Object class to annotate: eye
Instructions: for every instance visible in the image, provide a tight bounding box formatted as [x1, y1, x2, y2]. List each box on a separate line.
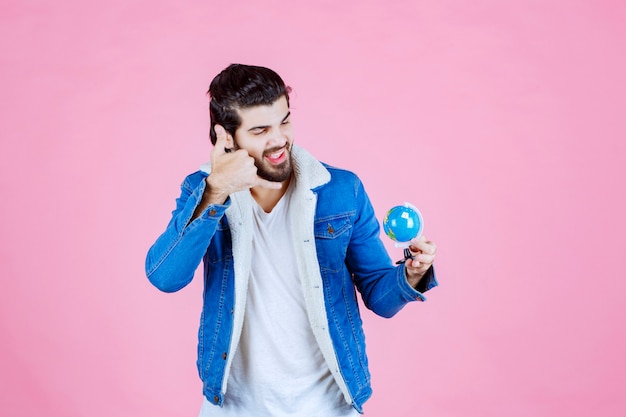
[281, 119, 290, 125]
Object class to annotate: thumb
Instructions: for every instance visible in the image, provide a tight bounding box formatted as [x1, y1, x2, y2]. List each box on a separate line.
[212, 125, 230, 156]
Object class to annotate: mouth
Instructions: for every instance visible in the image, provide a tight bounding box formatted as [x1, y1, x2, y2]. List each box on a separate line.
[264, 146, 288, 165]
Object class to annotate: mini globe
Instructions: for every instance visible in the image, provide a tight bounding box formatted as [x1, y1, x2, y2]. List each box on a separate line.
[383, 203, 423, 244]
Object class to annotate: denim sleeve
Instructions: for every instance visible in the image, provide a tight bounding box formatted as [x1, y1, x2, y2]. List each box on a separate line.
[145, 173, 229, 292]
[346, 178, 438, 318]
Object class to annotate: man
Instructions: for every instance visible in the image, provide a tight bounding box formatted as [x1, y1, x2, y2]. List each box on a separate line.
[145, 64, 438, 416]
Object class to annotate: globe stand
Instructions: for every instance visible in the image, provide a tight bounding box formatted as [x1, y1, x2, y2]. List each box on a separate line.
[396, 248, 415, 265]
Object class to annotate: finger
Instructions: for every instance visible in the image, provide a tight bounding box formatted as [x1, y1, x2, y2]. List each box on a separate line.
[409, 234, 427, 247]
[408, 256, 432, 273]
[406, 258, 425, 271]
[409, 236, 437, 255]
[414, 253, 435, 266]
[253, 176, 283, 189]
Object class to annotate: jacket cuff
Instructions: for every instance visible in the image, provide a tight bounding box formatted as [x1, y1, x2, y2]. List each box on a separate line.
[401, 265, 438, 302]
[185, 178, 230, 227]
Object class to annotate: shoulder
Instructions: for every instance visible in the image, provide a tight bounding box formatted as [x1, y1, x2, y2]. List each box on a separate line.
[321, 162, 358, 178]
[319, 163, 362, 191]
[314, 163, 368, 209]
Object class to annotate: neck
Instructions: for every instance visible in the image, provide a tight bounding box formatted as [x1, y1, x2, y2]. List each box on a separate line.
[250, 175, 292, 213]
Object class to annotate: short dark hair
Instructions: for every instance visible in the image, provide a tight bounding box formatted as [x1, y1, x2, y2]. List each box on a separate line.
[207, 64, 291, 144]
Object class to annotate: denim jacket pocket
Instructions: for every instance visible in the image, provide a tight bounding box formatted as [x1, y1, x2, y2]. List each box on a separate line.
[314, 214, 352, 272]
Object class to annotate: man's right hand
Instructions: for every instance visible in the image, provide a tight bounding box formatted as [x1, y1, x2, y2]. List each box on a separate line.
[202, 124, 282, 205]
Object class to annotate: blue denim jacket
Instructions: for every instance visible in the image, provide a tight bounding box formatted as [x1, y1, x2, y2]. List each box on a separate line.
[145, 145, 437, 413]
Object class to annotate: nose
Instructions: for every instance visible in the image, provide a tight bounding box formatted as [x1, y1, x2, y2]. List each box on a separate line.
[266, 127, 287, 148]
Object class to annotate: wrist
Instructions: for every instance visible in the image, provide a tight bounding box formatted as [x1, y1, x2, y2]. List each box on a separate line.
[405, 268, 425, 289]
[204, 176, 229, 205]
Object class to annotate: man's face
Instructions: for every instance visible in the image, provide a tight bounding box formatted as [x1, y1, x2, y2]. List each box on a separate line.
[233, 96, 294, 183]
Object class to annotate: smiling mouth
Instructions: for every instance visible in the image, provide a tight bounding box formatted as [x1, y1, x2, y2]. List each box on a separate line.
[264, 147, 287, 164]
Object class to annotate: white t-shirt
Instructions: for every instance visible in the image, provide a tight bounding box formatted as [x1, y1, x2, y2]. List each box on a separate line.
[199, 185, 358, 417]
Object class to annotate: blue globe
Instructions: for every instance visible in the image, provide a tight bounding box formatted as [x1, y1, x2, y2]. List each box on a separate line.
[383, 203, 423, 244]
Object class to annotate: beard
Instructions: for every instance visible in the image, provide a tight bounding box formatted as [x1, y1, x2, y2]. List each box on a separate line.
[254, 144, 293, 183]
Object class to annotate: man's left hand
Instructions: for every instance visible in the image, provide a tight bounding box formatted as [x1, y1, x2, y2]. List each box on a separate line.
[404, 235, 437, 288]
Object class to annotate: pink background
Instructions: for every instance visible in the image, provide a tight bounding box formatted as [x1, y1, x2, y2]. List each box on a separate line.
[1, 1, 625, 416]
